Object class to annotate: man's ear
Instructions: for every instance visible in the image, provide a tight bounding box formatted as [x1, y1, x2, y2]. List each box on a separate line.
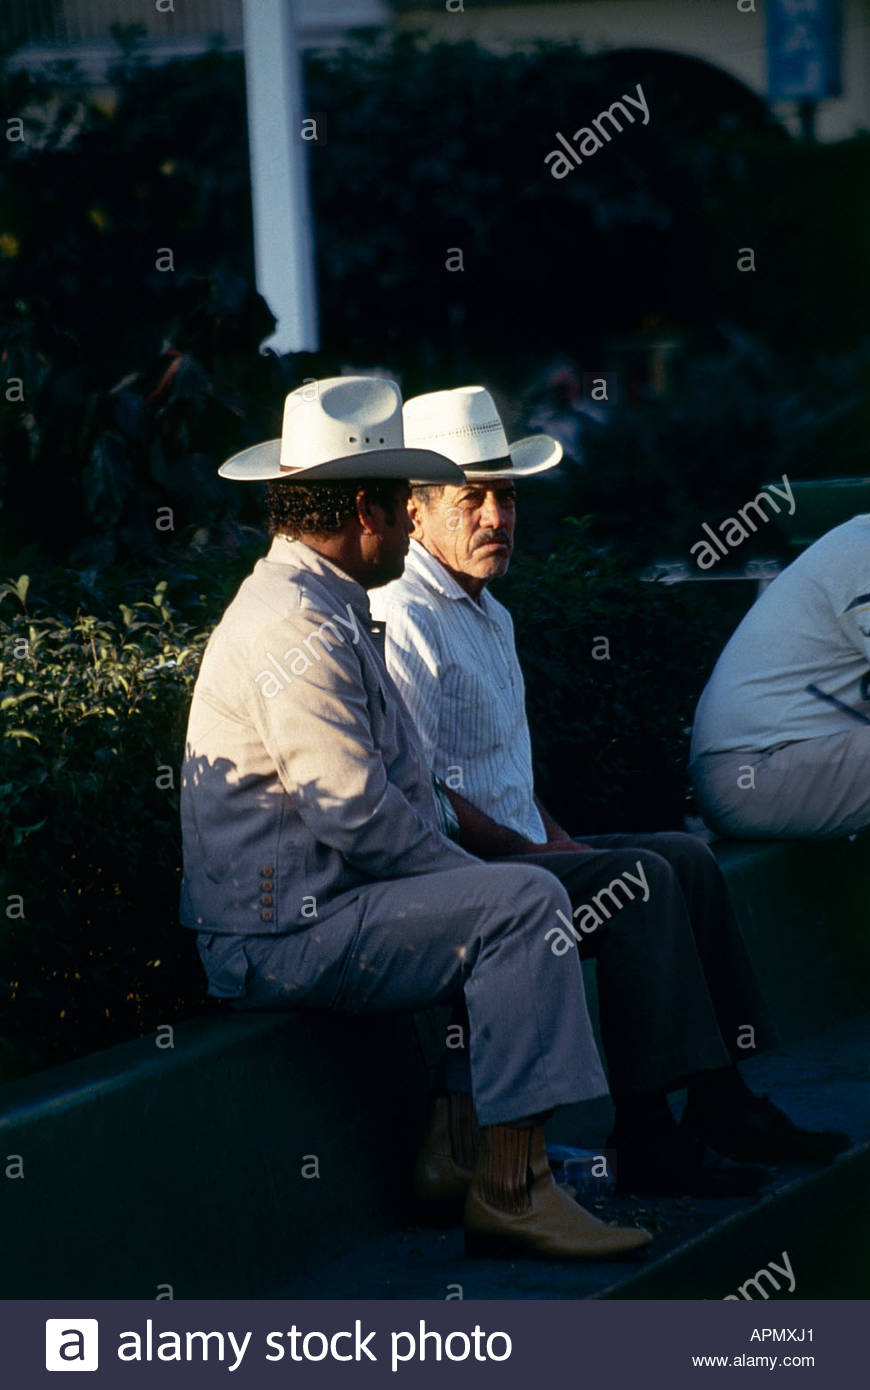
[355, 487, 380, 537]
[406, 494, 425, 539]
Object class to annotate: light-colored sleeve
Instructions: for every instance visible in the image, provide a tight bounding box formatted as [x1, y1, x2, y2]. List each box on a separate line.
[245, 610, 475, 880]
[839, 590, 870, 665]
[380, 600, 443, 765]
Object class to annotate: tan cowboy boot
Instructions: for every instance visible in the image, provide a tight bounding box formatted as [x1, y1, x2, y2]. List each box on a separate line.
[464, 1124, 652, 1260]
[414, 1095, 475, 1202]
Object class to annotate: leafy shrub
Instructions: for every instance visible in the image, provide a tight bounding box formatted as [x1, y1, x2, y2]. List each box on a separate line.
[499, 522, 743, 832]
[0, 564, 222, 1082]
[0, 532, 741, 1079]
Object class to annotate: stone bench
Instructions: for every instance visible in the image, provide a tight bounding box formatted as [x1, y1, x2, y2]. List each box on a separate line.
[0, 1009, 435, 1298]
[3, 831, 869, 1297]
[711, 832, 870, 1043]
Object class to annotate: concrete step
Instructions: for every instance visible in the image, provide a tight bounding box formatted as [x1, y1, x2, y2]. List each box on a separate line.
[266, 1014, 870, 1300]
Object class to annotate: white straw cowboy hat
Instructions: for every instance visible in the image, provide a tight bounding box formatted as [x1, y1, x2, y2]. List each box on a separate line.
[219, 376, 465, 484]
[402, 385, 562, 479]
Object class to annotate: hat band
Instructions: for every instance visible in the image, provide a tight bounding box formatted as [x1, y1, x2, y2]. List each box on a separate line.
[463, 454, 514, 473]
[278, 444, 400, 475]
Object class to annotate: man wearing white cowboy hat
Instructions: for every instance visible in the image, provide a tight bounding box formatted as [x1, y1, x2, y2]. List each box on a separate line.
[179, 375, 652, 1261]
[371, 385, 849, 1196]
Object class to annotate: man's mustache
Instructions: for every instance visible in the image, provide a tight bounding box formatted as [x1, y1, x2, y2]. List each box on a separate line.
[473, 529, 512, 551]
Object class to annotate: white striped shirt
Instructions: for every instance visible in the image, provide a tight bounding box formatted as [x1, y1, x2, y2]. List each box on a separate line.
[370, 540, 546, 842]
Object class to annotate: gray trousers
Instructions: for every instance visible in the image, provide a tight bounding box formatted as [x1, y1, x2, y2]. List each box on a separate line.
[196, 860, 608, 1127]
[498, 832, 779, 1100]
[691, 732, 870, 838]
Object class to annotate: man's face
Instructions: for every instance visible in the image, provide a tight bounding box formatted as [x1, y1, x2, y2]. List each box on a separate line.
[409, 481, 517, 590]
[366, 482, 413, 586]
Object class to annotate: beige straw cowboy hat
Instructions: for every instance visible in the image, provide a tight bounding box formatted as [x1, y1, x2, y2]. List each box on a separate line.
[219, 376, 464, 484]
[402, 386, 562, 479]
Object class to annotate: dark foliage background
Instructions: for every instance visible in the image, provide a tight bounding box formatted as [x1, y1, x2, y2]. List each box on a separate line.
[2, 37, 869, 572]
[499, 524, 741, 833]
[0, 32, 867, 1076]
[0, 551, 259, 1083]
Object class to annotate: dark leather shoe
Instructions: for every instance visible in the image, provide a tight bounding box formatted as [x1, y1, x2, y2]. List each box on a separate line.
[610, 1127, 769, 1198]
[682, 1092, 851, 1165]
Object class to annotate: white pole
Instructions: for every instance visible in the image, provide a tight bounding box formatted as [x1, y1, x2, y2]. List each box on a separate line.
[241, 0, 319, 354]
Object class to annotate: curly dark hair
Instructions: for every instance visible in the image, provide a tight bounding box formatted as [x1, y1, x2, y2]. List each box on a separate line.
[265, 478, 405, 538]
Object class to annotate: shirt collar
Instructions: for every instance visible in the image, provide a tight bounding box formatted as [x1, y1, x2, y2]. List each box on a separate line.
[266, 535, 372, 626]
[405, 539, 495, 613]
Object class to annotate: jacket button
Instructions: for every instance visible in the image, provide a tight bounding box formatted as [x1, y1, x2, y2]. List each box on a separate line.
[260, 894, 273, 906]
[261, 909, 273, 922]
[260, 865, 274, 877]
[261, 879, 274, 892]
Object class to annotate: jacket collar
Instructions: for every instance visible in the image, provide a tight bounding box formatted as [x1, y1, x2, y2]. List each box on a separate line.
[266, 535, 372, 626]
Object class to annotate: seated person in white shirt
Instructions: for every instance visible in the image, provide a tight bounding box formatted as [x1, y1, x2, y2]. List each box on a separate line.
[690, 515, 870, 838]
[371, 386, 848, 1197]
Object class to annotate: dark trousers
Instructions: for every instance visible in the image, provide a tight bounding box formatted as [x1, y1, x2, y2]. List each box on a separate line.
[494, 832, 779, 1100]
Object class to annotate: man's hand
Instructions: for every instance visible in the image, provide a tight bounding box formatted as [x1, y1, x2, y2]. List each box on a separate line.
[440, 786, 595, 858]
[532, 794, 589, 849]
[443, 786, 542, 857]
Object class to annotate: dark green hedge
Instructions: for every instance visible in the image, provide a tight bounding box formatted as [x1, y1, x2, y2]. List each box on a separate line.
[499, 522, 739, 831]
[0, 555, 246, 1083]
[0, 532, 738, 1081]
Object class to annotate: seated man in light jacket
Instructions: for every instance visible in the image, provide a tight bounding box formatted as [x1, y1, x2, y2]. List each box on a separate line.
[180, 375, 650, 1262]
[371, 385, 848, 1197]
[690, 515, 870, 838]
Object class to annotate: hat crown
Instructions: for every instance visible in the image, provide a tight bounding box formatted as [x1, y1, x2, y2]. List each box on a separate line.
[403, 386, 510, 466]
[218, 375, 467, 483]
[280, 376, 404, 473]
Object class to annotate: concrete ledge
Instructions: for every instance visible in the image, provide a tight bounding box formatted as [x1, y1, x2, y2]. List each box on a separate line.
[712, 832, 870, 1042]
[0, 1010, 432, 1298]
[597, 1140, 870, 1300]
[2, 831, 869, 1297]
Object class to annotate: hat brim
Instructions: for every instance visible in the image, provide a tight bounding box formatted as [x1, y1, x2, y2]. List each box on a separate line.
[219, 442, 465, 484]
[462, 434, 563, 481]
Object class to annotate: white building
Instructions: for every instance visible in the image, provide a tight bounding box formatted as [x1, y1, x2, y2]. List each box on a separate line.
[1, 0, 391, 72]
[397, 0, 870, 143]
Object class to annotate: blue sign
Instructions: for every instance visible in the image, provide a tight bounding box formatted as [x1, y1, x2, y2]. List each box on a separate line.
[767, 0, 842, 102]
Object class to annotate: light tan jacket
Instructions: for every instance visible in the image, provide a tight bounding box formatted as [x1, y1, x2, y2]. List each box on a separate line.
[180, 537, 475, 935]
